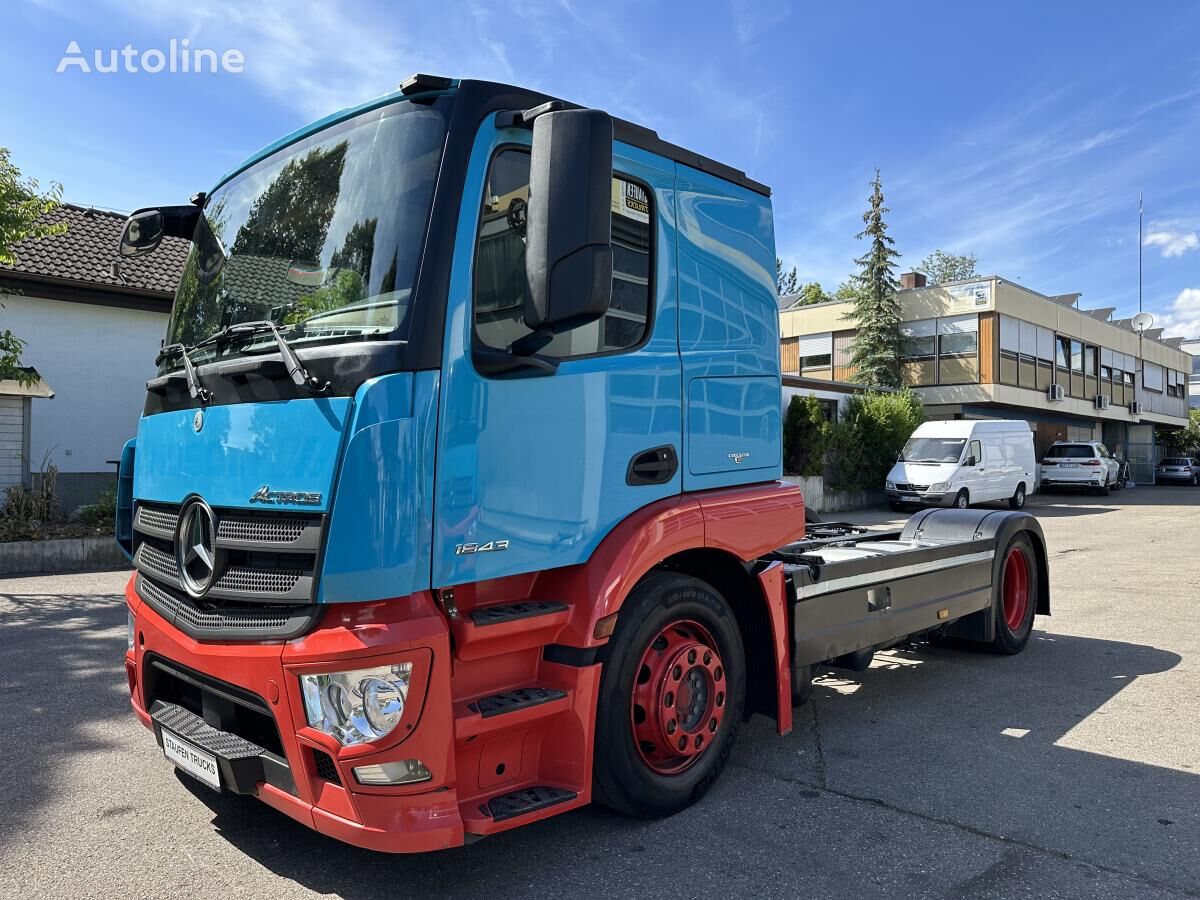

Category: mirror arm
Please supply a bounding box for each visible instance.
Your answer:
[473,345,559,377]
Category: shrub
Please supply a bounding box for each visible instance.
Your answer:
[782,395,828,476]
[824,389,924,489]
[0,462,62,540]
[80,487,117,530]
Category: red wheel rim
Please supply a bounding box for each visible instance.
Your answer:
[630,619,727,775]
[1002,546,1030,632]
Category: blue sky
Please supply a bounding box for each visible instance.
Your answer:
[4,0,1200,336]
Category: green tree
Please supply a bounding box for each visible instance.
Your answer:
[0,148,66,385]
[783,395,828,476]
[776,257,800,297]
[833,280,862,302]
[917,249,979,285]
[824,389,924,489]
[845,170,902,387]
[1160,410,1200,455]
[793,281,833,306]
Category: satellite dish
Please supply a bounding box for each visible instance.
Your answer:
[1131,312,1154,334]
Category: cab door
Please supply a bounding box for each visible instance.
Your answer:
[432,121,681,588]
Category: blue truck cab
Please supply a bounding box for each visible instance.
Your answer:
[117,75,1046,853]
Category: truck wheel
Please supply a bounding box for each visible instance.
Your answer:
[989,533,1038,654]
[1008,483,1026,510]
[953,490,970,510]
[592,571,746,818]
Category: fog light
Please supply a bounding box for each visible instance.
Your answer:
[127,608,135,652]
[353,759,432,786]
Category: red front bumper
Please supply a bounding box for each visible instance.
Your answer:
[125,575,465,853]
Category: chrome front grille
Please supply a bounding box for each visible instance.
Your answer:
[132,501,322,605]
[135,575,319,641]
[894,483,930,492]
[217,515,307,545]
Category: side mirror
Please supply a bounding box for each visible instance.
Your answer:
[118,204,202,258]
[524,108,613,337]
[119,210,165,256]
[965,455,978,467]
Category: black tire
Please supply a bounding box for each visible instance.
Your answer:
[953,489,970,510]
[1008,483,1026,510]
[1192,473,1198,487]
[792,664,814,706]
[592,571,746,818]
[988,533,1038,654]
[1097,476,1110,496]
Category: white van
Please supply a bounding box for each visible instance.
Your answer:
[885,420,1037,511]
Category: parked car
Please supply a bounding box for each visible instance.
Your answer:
[1039,441,1122,495]
[885,419,1036,511]
[1155,456,1200,486]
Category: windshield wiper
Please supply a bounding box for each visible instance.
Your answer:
[156,343,211,402]
[200,320,329,394]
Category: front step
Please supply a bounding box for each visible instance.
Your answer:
[483,785,577,823]
[451,600,571,662]
[469,686,567,718]
[469,601,568,626]
[456,684,571,739]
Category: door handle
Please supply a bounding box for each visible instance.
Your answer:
[627,445,678,486]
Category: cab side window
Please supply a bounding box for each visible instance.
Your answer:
[967,439,982,465]
[473,148,652,359]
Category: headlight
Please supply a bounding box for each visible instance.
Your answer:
[886,480,896,490]
[127,609,135,652]
[929,482,950,492]
[300,663,412,746]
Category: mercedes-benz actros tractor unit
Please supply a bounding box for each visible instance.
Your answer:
[116,74,1049,853]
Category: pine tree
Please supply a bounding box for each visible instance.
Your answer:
[846,170,902,388]
[776,257,800,297]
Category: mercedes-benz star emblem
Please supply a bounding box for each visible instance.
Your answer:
[193,410,204,432]
[175,499,218,599]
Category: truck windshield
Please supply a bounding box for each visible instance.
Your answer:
[900,437,967,463]
[162,96,451,370]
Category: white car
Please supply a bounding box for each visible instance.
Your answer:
[1039,441,1122,495]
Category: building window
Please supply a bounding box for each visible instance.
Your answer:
[901,319,936,386]
[999,315,1019,386]
[473,149,652,359]
[937,314,979,384]
[1144,361,1164,393]
[1036,326,1054,391]
[798,331,833,375]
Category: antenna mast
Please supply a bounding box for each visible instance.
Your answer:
[1138,191,1143,314]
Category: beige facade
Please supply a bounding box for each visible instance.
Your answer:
[779,276,1191,475]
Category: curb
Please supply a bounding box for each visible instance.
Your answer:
[0,536,127,577]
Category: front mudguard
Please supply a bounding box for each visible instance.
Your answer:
[900,508,1050,643]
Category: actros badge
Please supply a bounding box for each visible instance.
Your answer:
[249,485,322,506]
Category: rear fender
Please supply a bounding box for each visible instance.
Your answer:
[901,508,1050,642]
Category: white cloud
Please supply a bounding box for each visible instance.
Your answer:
[1156,287,1200,339]
[1143,227,1200,258]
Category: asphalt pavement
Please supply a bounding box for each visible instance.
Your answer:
[1,486,1198,899]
